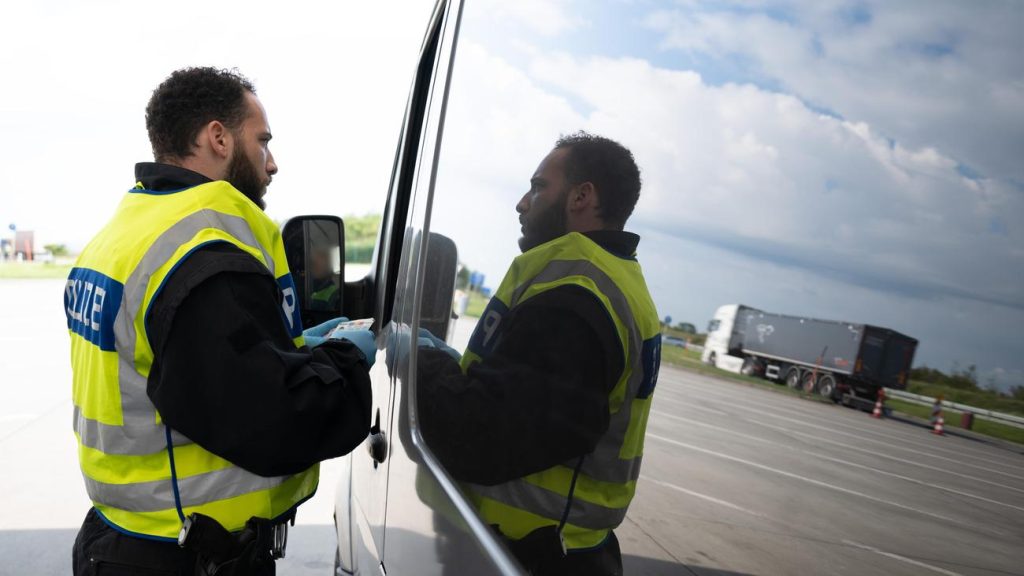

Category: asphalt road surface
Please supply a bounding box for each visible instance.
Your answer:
[617,369,1024,575]
[2,279,1022,575]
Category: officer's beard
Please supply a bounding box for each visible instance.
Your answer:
[226,146,268,210]
[518,189,569,253]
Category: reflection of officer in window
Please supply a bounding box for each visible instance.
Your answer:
[418,132,663,576]
[308,245,339,311]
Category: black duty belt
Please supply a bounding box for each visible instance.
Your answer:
[178,512,293,576]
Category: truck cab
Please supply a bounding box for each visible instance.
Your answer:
[701,304,751,373]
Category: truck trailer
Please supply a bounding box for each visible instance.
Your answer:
[701,304,918,403]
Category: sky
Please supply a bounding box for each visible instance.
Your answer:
[1,1,1022,389]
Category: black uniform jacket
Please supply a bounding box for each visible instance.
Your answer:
[417,231,637,486]
[138,162,372,477]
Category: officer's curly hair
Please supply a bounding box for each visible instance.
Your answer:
[145,67,256,162]
[555,131,642,230]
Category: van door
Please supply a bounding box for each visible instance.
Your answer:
[371,0,523,573]
[347,1,518,574]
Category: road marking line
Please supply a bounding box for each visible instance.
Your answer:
[657,392,1024,482]
[842,540,964,576]
[808,448,1024,514]
[671,378,1024,474]
[648,433,974,527]
[642,476,766,518]
[651,410,1024,513]
[656,402,1024,494]
[740,415,1024,496]
[669,401,729,417]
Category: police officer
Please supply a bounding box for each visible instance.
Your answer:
[67,67,374,575]
[418,132,662,575]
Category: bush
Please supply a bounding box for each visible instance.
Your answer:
[910,365,979,391]
[345,241,375,264]
[906,380,1024,417]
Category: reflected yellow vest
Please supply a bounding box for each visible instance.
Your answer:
[460,232,662,551]
[66,180,316,540]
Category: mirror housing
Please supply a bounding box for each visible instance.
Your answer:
[282,215,345,330]
[419,232,458,340]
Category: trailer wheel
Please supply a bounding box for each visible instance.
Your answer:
[706,351,717,366]
[817,374,838,401]
[800,372,817,393]
[784,367,801,389]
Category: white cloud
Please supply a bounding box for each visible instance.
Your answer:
[646,1,1024,182]
[465,0,585,37]
[517,52,1023,310]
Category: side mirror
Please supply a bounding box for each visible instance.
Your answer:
[282,215,345,330]
[420,232,458,340]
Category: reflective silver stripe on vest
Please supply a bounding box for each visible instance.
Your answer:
[76,209,273,455]
[73,406,192,455]
[84,466,292,513]
[470,479,627,531]
[511,259,645,485]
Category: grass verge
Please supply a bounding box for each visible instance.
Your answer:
[463,291,489,318]
[886,398,1024,445]
[906,381,1024,417]
[0,263,74,279]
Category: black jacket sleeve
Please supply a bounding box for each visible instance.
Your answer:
[145,243,372,477]
[417,285,624,486]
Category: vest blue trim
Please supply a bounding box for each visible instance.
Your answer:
[142,240,231,331]
[93,507,179,543]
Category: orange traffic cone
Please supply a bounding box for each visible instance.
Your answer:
[932,415,945,436]
[872,390,885,419]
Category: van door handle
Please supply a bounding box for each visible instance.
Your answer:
[367,410,387,466]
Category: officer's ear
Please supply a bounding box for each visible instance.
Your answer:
[568,181,599,214]
[201,120,233,160]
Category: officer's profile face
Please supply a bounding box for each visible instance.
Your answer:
[225,93,278,210]
[311,248,331,279]
[516,148,571,253]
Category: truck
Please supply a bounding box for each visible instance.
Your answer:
[701,304,918,404]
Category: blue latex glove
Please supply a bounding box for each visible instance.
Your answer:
[331,329,377,367]
[303,317,349,348]
[417,328,461,361]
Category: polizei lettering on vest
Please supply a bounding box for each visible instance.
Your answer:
[64,268,124,352]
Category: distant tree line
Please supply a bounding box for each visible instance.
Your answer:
[910,364,980,390]
[344,214,381,264]
[44,243,69,257]
[911,364,1024,400]
[660,321,706,346]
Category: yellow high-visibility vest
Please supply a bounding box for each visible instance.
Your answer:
[66,179,316,540]
[460,232,662,551]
